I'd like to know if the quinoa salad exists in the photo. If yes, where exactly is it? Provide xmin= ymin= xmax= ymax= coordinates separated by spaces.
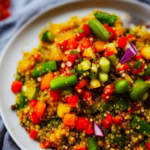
xmin=11 ymin=10 xmax=150 ymax=150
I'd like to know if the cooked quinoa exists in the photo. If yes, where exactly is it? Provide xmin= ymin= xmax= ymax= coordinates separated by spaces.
xmin=11 ymin=10 xmax=150 ymax=150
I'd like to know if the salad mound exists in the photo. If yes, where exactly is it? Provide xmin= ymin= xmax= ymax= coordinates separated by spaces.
xmin=11 ymin=10 xmax=150 ymax=150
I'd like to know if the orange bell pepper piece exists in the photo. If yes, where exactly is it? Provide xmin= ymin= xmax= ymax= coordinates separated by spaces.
xmin=41 ymin=72 xmax=53 ymax=91
xmin=93 ymin=40 xmax=106 ymax=52
xmin=62 ymin=53 xmax=68 ymax=61
xmin=63 ymin=113 xmax=76 ymax=126
xmin=35 ymin=101 xmax=46 ymax=119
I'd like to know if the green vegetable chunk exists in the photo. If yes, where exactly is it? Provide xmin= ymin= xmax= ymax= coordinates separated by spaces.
xmin=50 ymin=75 xmax=77 ymax=91
xmin=99 ymin=57 xmax=110 ymax=73
xmin=107 ymin=54 xmax=118 ymax=66
xmin=130 ymin=116 xmax=150 ymax=137
xmin=88 ymin=18 xmax=110 ymax=41
xmin=19 ymin=91 xmax=25 ymax=110
xmin=61 ymin=88 xmax=72 ymax=96
xmin=76 ymin=64 xmax=86 ymax=75
xmin=134 ymin=61 xmax=142 ymax=69
xmin=94 ymin=11 xmax=117 ymax=26
xmin=108 ymin=134 xmax=125 ymax=144
xmin=144 ymin=64 xmax=150 ymax=76
xmin=90 ymin=63 xmax=98 ymax=79
xmin=24 ymin=86 xmax=36 ymax=100
xmin=81 ymin=60 xmax=91 ymax=71
xmin=88 ymin=137 xmax=98 ymax=150
xmin=99 ymin=71 xmax=108 ymax=82
xmin=130 ymin=79 xmax=149 ymax=101
xmin=32 ymin=61 xmax=57 ymax=78
xmin=41 ymin=30 xmax=55 ymax=42
xmin=115 ymin=80 xmax=129 ymax=94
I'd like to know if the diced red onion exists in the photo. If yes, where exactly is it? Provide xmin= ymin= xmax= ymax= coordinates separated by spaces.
xmin=120 ymin=42 xmax=137 ymax=64
xmin=94 ymin=122 xmax=104 ymax=137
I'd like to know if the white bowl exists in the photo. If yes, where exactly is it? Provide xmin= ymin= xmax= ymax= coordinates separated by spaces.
xmin=0 ymin=0 xmax=150 ymax=150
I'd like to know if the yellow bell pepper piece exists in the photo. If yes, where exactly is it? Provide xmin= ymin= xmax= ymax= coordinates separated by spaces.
xmin=82 ymin=47 xmax=96 ymax=59
xmin=140 ymin=46 xmax=150 ymax=60
xmin=57 ymin=103 xmax=71 ymax=118
xmin=125 ymin=74 xmax=133 ymax=82
xmin=106 ymin=43 xmax=117 ymax=54
xmin=90 ymin=79 xmax=101 ymax=89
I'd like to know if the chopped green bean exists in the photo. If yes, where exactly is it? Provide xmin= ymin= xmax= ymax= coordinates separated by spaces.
xmin=32 ymin=61 xmax=57 ymax=77
xmin=88 ymin=18 xmax=110 ymax=41
xmin=50 ymin=75 xmax=77 ymax=91
xmin=41 ymin=30 xmax=55 ymax=42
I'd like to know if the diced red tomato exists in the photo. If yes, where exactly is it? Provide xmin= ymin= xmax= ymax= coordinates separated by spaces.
xmin=104 ymin=48 xmax=115 ymax=57
xmin=107 ymin=27 xmax=115 ymax=41
xmin=127 ymin=35 xmax=136 ymax=40
xmin=76 ymin=87 xmax=84 ymax=95
xmin=76 ymin=117 xmax=90 ymax=130
xmin=82 ymin=24 xmax=91 ymax=35
xmin=76 ymin=79 xmax=87 ymax=89
xmin=66 ymin=95 xmax=79 ymax=107
xmin=35 ymin=101 xmax=46 ymax=119
xmin=76 ymin=147 xmax=87 ymax=150
xmin=118 ymin=63 xmax=129 ymax=72
xmin=103 ymin=84 xmax=114 ymax=95
xmin=113 ymin=116 xmax=121 ymax=125
xmin=30 ymin=129 xmax=37 ymax=139
xmin=118 ymin=37 xmax=127 ymax=48
xmin=102 ymin=118 xmax=111 ymax=129
xmin=85 ymin=124 xmax=94 ymax=135
xmin=74 ymin=32 xmax=85 ymax=41
xmin=30 ymin=99 xmax=37 ymax=107
xmin=147 ymin=143 xmax=150 ymax=150
xmin=135 ymin=53 xmax=143 ymax=60
xmin=68 ymin=51 xmax=77 ymax=64
xmin=106 ymin=114 xmax=113 ymax=124
xmin=11 ymin=80 xmax=22 ymax=93
xmin=68 ymin=38 xmax=79 ymax=49
xmin=50 ymin=90 xmax=61 ymax=101
xmin=31 ymin=112 xmax=41 ymax=124
xmin=80 ymin=39 xmax=91 ymax=52
xmin=82 ymin=90 xmax=92 ymax=101
xmin=58 ymin=40 xmax=69 ymax=51
xmin=101 ymin=93 xmax=112 ymax=101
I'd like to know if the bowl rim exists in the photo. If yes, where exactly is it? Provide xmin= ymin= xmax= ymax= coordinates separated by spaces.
xmin=0 ymin=0 xmax=150 ymax=149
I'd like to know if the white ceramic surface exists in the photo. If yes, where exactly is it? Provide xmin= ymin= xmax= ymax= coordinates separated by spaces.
xmin=0 ymin=0 xmax=150 ymax=150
